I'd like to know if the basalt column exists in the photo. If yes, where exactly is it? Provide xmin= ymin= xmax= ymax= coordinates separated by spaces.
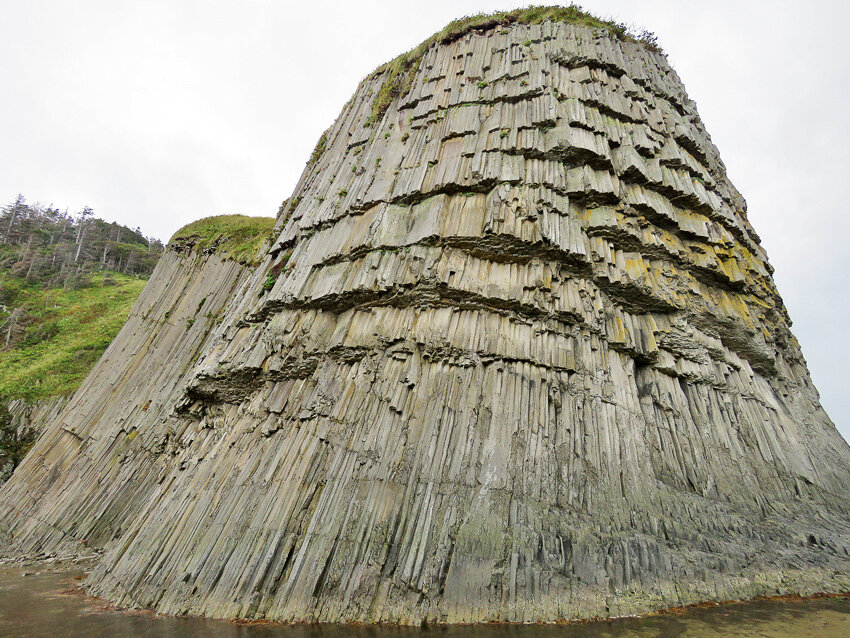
xmin=5 ymin=18 xmax=850 ymax=624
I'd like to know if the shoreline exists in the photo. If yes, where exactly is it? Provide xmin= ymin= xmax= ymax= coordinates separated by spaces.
xmin=5 ymin=559 xmax=848 ymax=629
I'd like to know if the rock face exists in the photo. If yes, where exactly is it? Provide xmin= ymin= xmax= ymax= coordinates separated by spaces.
xmin=0 ymin=246 xmax=255 ymax=551
xmin=0 ymin=397 xmax=68 ymax=483
xmin=2 ymin=18 xmax=850 ymax=624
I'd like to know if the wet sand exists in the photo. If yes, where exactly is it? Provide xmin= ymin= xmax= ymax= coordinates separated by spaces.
xmin=2 ymin=566 xmax=849 ymax=637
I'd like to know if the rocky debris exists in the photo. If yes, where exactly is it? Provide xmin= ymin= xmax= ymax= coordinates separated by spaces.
xmin=0 ymin=548 xmax=102 ymax=570
xmin=1 ymin=18 xmax=849 ymax=625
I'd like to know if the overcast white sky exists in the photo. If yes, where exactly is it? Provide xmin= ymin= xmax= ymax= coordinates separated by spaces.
xmin=1 ymin=0 xmax=848 ymax=441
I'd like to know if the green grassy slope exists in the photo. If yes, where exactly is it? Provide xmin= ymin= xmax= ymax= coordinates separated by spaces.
xmin=170 ymin=215 xmax=276 ymax=266
xmin=0 ymin=215 xmax=276 ymax=404
xmin=0 ymin=272 xmax=147 ymax=402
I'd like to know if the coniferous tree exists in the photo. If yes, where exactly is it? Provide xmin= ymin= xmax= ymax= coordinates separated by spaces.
xmin=0 ymin=195 xmax=164 ymax=288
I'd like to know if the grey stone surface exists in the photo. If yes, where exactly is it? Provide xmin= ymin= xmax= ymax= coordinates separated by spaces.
xmin=0 ymin=397 xmax=67 ymax=483
xmin=1 ymin=20 xmax=850 ymax=624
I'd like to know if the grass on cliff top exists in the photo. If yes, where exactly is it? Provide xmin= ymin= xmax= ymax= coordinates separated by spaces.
xmin=0 ymin=272 xmax=146 ymax=402
xmin=170 ymin=215 xmax=276 ymax=266
xmin=365 ymin=4 xmax=660 ymax=127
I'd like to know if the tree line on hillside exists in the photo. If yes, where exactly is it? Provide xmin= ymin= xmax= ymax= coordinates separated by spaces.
xmin=0 ymin=195 xmax=164 ymax=288
xmin=0 ymin=194 xmax=164 ymax=352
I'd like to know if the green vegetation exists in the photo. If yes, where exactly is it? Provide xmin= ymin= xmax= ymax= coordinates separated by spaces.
xmin=308 ymin=130 xmax=330 ymax=165
xmin=277 ymin=197 xmax=301 ymax=227
xmin=0 ymin=212 xmax=276 ymax=406
xmin=0 ymin=195 xmax=163 ymax=286
xmin=0 ymin=403 xmax=35 ymax=470
xmin=0 ymin=271 xmax=146 ymax=402
xmin=0 ymin=196 xmax=167 ymax=472
xmin=0 ymin=194 xmax=166 ymax=406
xmin=364 ymin=4 xmax=660 ymax=128
xmin=257 ymin=250 xmax=292 ymax=299
xmin=170 ymin=215 xmax=276 ymax=266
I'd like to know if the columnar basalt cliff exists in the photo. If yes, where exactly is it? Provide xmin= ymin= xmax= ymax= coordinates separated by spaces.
xmin=2 ymin=14 xmax=850 ymax=624
xmin=0 ymin=397 xmax=68 ymax=483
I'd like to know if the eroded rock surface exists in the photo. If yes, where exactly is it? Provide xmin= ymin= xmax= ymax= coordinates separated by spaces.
xmin=0 ymin=398 xmax=67 ymax=483
xmin=1 ymin=19 xmax=849 ymax=624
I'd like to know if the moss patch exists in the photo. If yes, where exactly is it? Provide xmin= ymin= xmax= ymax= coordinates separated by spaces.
xmin=170 ymin=215 xmax=276 ymax=266
xmin=366 ymin=4 xmax=660 ymax=128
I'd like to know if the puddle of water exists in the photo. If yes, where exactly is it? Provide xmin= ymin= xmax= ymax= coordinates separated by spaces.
xmin=1 ymin=567 xmax=849 ymax=638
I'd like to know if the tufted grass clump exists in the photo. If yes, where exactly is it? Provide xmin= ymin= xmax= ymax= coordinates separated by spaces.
xmin=170 ymin=215 xmax=276 ymax=266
